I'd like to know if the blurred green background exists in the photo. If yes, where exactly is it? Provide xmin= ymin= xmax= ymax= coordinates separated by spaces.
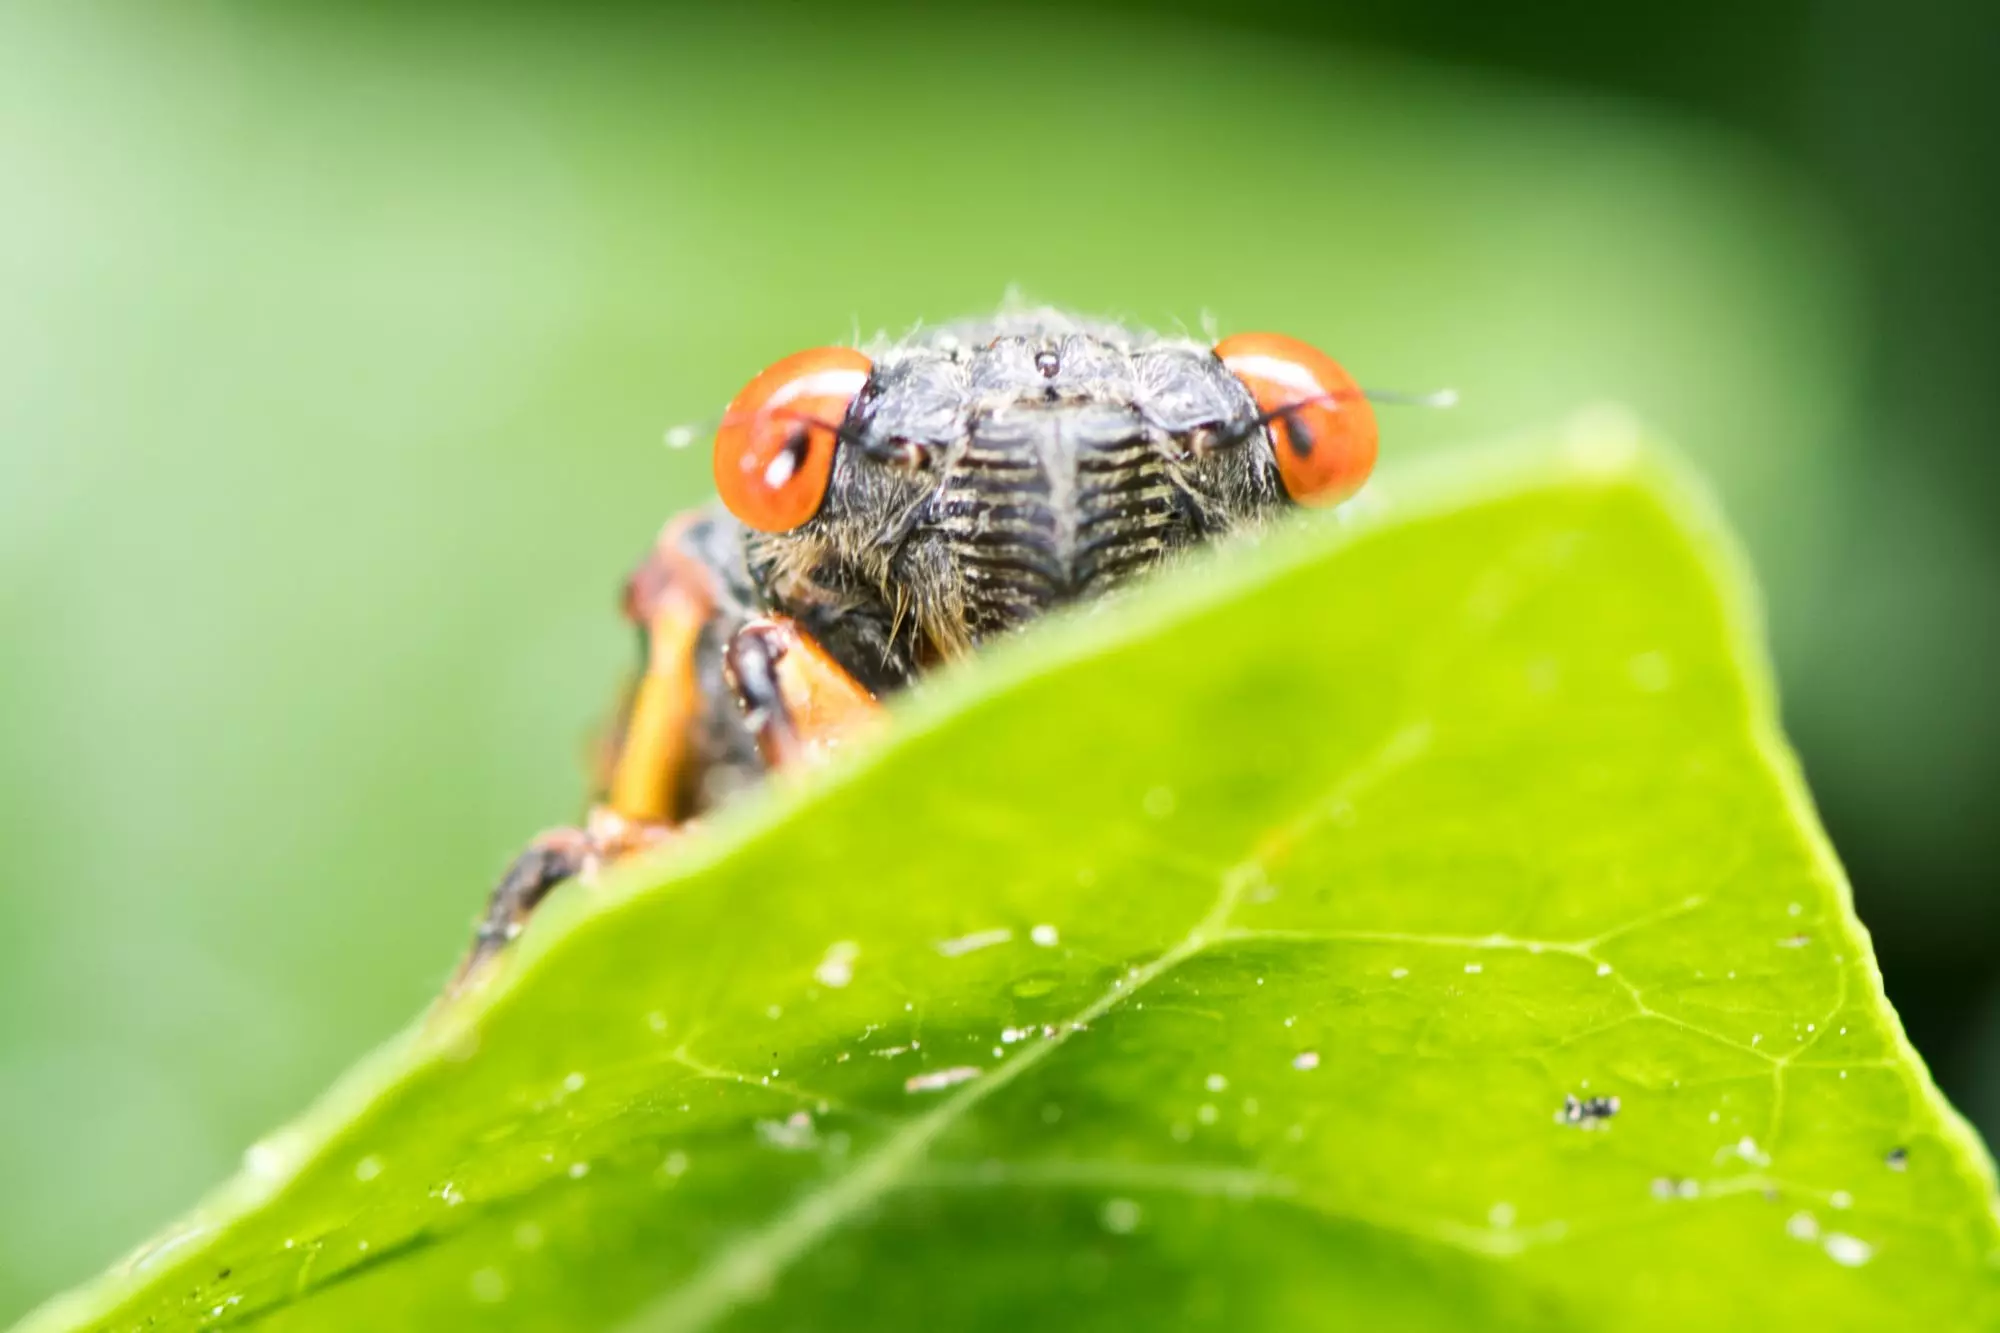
xmin=2 ymin=0 xmax=1994 ymax=1321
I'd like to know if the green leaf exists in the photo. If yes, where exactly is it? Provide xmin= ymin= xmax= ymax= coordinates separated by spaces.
xmin=20 ymin=419 xmax=1997 ymax=1333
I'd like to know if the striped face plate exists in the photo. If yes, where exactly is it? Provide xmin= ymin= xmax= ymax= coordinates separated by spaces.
xmin=932 ymin=398 xmax=1181 ymax=635
xmin=824 ymin=311 xmax=1288 ymax=644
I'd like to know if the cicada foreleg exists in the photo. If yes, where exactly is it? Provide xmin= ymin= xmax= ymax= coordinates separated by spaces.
xmin=448 ymin=522 xmax=715 ymax=994
xmin=722 ymin=615 xmax=882 ymax=769
xmin=447 ymin=533 xmax=885 ymax=998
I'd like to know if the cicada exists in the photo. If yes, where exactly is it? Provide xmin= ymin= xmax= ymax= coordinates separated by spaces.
xmin=452 ymin=309 xmax=1379 ymax=988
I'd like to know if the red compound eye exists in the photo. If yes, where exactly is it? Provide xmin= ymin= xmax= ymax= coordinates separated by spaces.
xmin=1215 ymin=332 xmax=1378 ymax=507
xmin=713 ymin=346 xmax=872 ymax=533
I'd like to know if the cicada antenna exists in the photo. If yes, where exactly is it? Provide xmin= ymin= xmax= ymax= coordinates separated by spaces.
xmin=663 ymin=415 xmax=721 ymax=450
xmin=684 ymin=404 xmax=878 ymax=457
xmin=1246 ymin=384 xmax=1457 ymax=432
xmin=1363 ymin=387 xmax=1459 ymax=408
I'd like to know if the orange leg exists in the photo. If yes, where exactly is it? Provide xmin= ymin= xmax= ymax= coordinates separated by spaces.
xmin=449 ymin=522 xmax=714 ymax=995
xmin=447 ymin=543 xmax=884 ymax=998
xmin=601 ymin=579 xmax=707 ymax=825
xmin=723 ymin=616 xmax=882 ymax=769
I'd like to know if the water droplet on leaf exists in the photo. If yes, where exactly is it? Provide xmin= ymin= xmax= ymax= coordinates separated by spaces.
xmin=1101 ymin=1198 xmax=1142 ymax=1234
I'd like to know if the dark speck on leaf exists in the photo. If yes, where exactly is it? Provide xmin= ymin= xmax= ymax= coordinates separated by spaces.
xmin=1555 ymin=1093 xmax=1620 ymax=1128
xmin=1886 ymin=1146 xmax=1909 ymax=1171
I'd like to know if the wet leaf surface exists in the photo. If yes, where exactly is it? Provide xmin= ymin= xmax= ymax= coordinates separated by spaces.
xmin=21 ymin=422 xmax=1997 ymax=1332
